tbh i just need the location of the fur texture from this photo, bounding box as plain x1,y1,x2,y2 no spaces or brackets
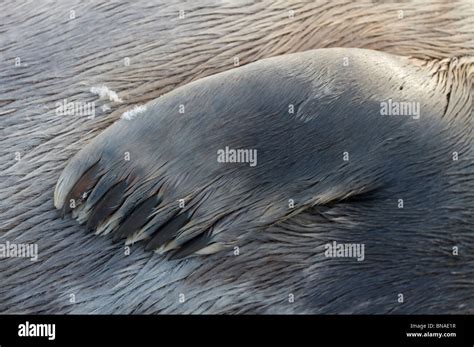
0,0,473,314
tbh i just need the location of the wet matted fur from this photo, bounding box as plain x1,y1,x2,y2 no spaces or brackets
0,0,473,313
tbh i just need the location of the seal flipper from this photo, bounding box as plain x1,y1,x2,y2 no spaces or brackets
54,48,468,259
59,160,102,217
86,180,128,231
113,195,162,241
145,211,193,251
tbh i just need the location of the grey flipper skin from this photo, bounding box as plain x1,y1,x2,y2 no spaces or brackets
54,48,473,310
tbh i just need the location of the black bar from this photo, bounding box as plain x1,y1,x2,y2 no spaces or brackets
0,315,473,345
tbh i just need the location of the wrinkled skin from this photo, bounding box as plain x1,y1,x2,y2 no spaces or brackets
0,0,473,314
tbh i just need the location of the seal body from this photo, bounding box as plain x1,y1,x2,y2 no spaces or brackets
1,0,473,314
51,48,473,313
